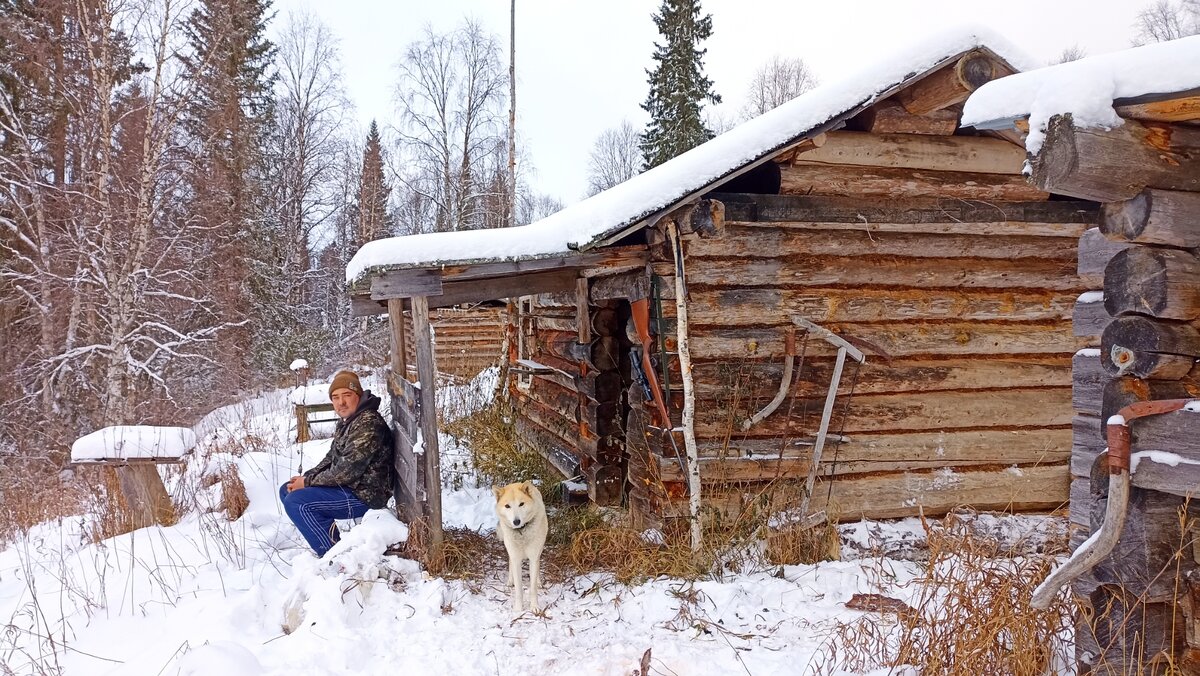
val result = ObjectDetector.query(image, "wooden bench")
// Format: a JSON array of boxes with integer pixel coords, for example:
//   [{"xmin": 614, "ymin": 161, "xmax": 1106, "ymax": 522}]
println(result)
[
  {"xmin": 295, "ymin": 402, "xmax": 339, "ymax": 443},
  {"xmin": 70, "ymin": 426, "xmax": 193, "ymax": 530}
]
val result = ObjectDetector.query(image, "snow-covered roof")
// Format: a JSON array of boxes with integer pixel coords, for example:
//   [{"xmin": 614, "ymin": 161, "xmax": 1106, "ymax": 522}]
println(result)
[
  {"xmin": 963, "ymin": 35, "xmax": 1200, "ymax": 153},
  {"xmin": 347, "ymin": 26, "xmax": 1033, "ymax": 285},
  {"xmin": 289, "ymin": 358, "xmax": 309, "ymax": 371},
  {"xmin": 71, "ymin": 426, "xmax": 197, "ymax": 462}
]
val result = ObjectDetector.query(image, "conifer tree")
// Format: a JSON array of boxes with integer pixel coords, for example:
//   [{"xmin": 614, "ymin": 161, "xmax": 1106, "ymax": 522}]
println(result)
[
  {"xmin": 178, "ymin": 0, "xmax": 276, "ymax": 385},
  {"xmin": 639, "ymin": 0, "xmax": 721, "ymax": 169},
  {"xmin": 357, "ymin": 120, "xmax": 391, "ymax": 245}
]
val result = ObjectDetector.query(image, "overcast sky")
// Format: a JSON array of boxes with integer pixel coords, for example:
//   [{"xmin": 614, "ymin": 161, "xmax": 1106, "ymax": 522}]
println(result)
[{"xmin": 271, "ymin": 0, "xmax": 1149, "ymax": 206}]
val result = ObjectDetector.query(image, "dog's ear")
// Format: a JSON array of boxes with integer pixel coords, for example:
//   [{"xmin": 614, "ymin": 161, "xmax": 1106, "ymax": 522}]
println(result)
[
  {"xmin": 493, "ymin": 486, "xmax": 504, "ymax": 499},
  {"xmin": 521, "ymin": 481, "xmax": 534, "ymax": 497}
]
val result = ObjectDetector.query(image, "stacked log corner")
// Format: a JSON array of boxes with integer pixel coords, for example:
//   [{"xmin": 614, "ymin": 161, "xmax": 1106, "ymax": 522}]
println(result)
[{"xmin": 1044, "ymin": 113, "xmax": 1200, "ymax": 675}]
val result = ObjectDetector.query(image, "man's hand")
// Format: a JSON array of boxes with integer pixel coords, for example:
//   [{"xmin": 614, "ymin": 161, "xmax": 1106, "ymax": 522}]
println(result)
[{"xmin": 286, "ymin": 475, "xmax": 306, "ymax": 492}]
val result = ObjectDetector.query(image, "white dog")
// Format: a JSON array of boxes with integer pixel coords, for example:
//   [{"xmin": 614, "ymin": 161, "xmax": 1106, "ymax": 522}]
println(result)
[{"xmin": 494, "ymin": 481, "xmax": 548, "ymax": 613}]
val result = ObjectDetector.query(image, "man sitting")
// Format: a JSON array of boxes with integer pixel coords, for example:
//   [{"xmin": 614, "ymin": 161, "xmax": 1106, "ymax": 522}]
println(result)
[{"xmin": 280, "ymin": 370, "xmax": 393, "ymax": 556}]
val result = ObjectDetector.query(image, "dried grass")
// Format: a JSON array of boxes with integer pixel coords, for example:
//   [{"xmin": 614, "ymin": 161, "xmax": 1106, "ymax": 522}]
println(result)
[
  {"xmin": 810, "ymin": 511, "xmax": 1074, "ymax": 676},
  {"xmin": 442, "ymin": 403, "xmax": 560, "ymax": 495},
  {"xmin": 217, "ymin": 465, "xmax": 249, "ymax": 521},
  {"xmin": 570, "ymin": 527, "xmax": 711, "ymax": 584}
]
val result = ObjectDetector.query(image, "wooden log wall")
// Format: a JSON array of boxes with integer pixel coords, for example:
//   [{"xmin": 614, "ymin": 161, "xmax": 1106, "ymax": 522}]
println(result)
[
  {"xmin": 400, "ymin": 306, "xmax": 505, "ymax": 379},
  {"xmin": 1039, "ymin": 113, "xmax": 1200, "ymax": 674},
  {"xmin": 632, "ymin": 191, "xmax": 1096, "ymax": 529},
  {"xmin": 509, "ymin": 287, "xmax": 635, "ymax": 504}
]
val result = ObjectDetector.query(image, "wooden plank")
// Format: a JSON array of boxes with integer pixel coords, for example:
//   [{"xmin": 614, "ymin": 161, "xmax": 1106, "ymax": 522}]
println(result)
[
  {"xmin": 897, "ymin": 51, "xmax": 1007, "ymax": 115},
  {"xmin": 1101, "ymin": 377, "xmax": 1192, "ymax": 445},
  {"xmin": 370, "ymin": 269, "xmax": 443, "ymax": 300},
  {"xmin": 411, "ymin": 296, "xmax": 443, "ymax": 555},
  {"xmin": 685, "ymin": 254, "xmax": 1079, "ymax": 291},
  {"xmin": 1100, "ymin": 315, "xmax": 1200, "ymax": 379},
  {"xmin": 1032, "ymin": 114, "xmax": 1200, "ymax": 202},
  {"xmin": 690, "ymin": 323, "xmax": 1085, "ymax": 360},
  {"xmin": 575, "ymin": 278, "xmax": 591, "ymax": 343},
  {"xmin": 1131, "ymin": 409, "xmax": 1200, "ymax": 458},
  {"xmin": 795, "ymin": 130, "xmax": 1025, "ymax": 174},
  {"xmin": 780, "ymin": 162, "xmax": 1049, "ymax": 201},
  {"xmin": 693, "ymin": 224, "xmax": 1081, "ymax": 260},
  {"xmin": 667, "ymin": 463, "xmax": 1069, "ymax": 521},
  {"xmin": 857, "ymin": 99, "xmax": 959, "ymax": 135},
  {"xmin": 685, "ymin": 356, "xmax": 1073, "ymax": 400},
  {"xmin": 711, "ymin": 193, "xmax": 1096, "ymax": 229},
  {"xmin": 389, "ymin": 299, "xmax": 408, "ymax": 378},
  {"xmin": 1104, "ymin": 246, "xmax": 1200, "ymax": 320},
  {"xmin": 1100, "ymin": 188, "xmax": 1200, "ymax": 248},
  {"xmin": 390, "ymin": 246, "xmax": 648, "ymax": 284},
  {"xmin": 590, "ymin": 270, "xmax": 650, "ymax": 302},
  {"xmin": 115, "ymin": 465, "xmax": 177, "ymax": 529},
  {"xmin": 1078, "ymin": 227, "xmax": 1133, "ymax": 288},
  {"xmin": 1073, "ymin": 294, "xmax": 1110, "ymax": 342},
  {"xmin": 351, "ymin": 295, "xmax": 387, "ymax": 317},
  {"xmin": 695, "ymin": 387, "xmax": 1073, "ymax": 437}
]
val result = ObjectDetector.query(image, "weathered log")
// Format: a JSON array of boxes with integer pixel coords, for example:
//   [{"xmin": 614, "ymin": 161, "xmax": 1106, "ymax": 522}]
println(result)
[
  {"xmin": 1078, "ymin": 227, "xmax": 1133, "ymax": 288},
  {"xmin": 1115, "ymin": 93, "xmax": 1200, "ymax": 123},
  {"xmin": 1073, "ymin": 349, "xmax": 1106, "ymax": 416},
  {"xmin": 1100, "ymin": 315, "xmax": 1200, "ymax": 379},
  {"xmin": 712, "ymin": 193, "xmax": 1095, "ymax": 229},
  {"xmin": 1131, "ymin": 409, "xmax": 1200, "ymax": 458},
  {"xmin": 1085, "ymin": 586, "xmax": 1188, "ymax": 673},
  {"xmin": 897, "ymin": 51, "xmax": 1007, "ymax": 115},
  {"xmin": 1104, "ymin": 246, "xmax": 1200, "ymax": 320},
  {"xmin": 590, "ymin": 270, "xmax": 649, "ymax": 302},
  {"xmin": 793, "ymin": 130, "xmax": 1024, "ymax": 174},
  {"xmin": 1072, "ymin": 414, "xmax": 1106, "ymax": 478},
  {"xmin": 1101, "ymin": 377, "xmax": 1191, "ymax": 442},
  {"xmin": 1073, "ymin": 293, "xmax": 1111, "ymax": 342},
  {"xmin": 1131, "ymin": 454, "xmax": 1200, "ymax": 500},
  {"xmin": 856, "ymin": 99, "xmax": 959, "ymax": 135},
  {"xmin": 683, "ymin": 255, "xmax": 1080, "ymax": 291},
  {"xmin": 115, "ymin": 466, "xmax": 176, "ymax": 530},
  {"xmin": 661, "ymin": 463, "xmax": 1069, "ymax": 521},
  {"xmin": 780, "ymin": 162, "xmax": 1048, "ymax": 201},
  {"xmin": 1100, "ymin": 188, "xmax": 1200, "ymax": 248},
  {"xmin": 1070, "ymin": 476, "xmax": 1093, "ymax": 530},
  {"xmin": 690, "ymin": 224, "xmax": 1080, "ymax": 260},
  {"xmin": 690, "ymin": 323, "xmax": 1084, "ymax": 360},
  {"xmin": 698, "ymin": 427, "xmax": 1070, "ymax": 463},
  {"xmin": 694, "ymin": 387, "xmax": 1072, "ymax": 437},
  {"xmin": 685, "ymin": 288, "xmax": 1076, "ymax": 325},
  {"xmin": 1091, "ymin": 487, "xmax": 1197, "ymax": 599},
  {"xmin": 684, "ymin": 356, "xmax": 1072, "ymax": 400},
  {"xmin": 1032, "ymin": 114, "xmax": 1200, "ymax": 202}
]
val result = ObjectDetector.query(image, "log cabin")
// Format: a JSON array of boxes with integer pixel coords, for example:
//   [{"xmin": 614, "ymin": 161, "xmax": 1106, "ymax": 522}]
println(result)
[
  {"xmin": 963, "ymin": 34, "xmax": 1200, "ymax": 675},
  {"xmin": 348, "ymin": 29, "xmax": 1099, "ymax": 547}
]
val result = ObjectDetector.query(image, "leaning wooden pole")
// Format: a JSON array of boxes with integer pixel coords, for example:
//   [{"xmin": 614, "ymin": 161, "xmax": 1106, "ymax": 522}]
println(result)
[
  {"xmin": 411, "ymin": 296, "xmax": 444, "ymax": 562},
  {"xmin": 666, "ymin": 220, "xmax": 702, "ymax": 552}
]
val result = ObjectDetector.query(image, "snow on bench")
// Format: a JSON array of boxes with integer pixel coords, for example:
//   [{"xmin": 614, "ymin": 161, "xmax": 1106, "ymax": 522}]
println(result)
[
  {"xmin": 70, "ymin": 425, "xmax": 196, "ymax": 465},
  {"xmin": 290, "ymin": 384, "xmax": 338, "ymax": 442}
]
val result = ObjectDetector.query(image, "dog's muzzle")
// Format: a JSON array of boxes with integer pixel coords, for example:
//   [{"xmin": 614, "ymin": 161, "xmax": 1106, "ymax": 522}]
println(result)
[{"xmin": 511, "ymin": 517, "xmax": 532, "ymax": 530}]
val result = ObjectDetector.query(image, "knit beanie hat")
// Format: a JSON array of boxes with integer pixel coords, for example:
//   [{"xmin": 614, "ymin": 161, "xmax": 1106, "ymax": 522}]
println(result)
[{"xmin": 328, "ymin": 370, "xmax": 363, "ymax": 397}]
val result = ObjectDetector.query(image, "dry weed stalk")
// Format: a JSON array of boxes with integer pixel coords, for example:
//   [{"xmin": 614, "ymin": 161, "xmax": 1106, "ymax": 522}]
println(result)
[{"xmin": 812, "ymin": 512, "xmax": 1073, "ymax": 676}]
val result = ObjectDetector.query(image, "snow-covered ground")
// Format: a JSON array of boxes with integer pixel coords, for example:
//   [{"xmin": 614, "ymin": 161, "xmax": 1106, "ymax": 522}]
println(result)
[{"xmin": 1, "ymin": 369, "xmax": 1068, "ymax": 675}]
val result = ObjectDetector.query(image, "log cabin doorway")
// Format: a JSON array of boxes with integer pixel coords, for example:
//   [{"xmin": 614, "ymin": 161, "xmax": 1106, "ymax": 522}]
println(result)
[{"xmin": 589, "ymin": 299, "xmax": 635, "ymax": 505}]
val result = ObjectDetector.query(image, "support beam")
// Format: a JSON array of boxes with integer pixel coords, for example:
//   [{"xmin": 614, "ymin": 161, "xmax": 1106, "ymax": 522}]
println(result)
[
  {"xmin": 897, "ymin": 51, "xmax": 1008, "ymax": 115},
  {"xmin": 1100, "ymin": 188, "xmax": 1200, "ymax": 248},
  {"xmin": 796, "ymin": 130, "xmax": 1025, "ymax": 174},
  {"xmin": 780, "ymin": 163, "xmax": 1048, "ymax": 201},
  {"xmin": 427, "ymin": 269, "xmax": 579, "ymax": 308},
  {"xmin": 351, "ymin": 295, "xmax": 387, "ymax": 317},
  {"xmin": 1032, "ymin": 114, "xmax": 1200, "ymax": 202},
  {"xmin": 410, "ymin": 296, "xmax": 443, "ymax": 561},
  {"xmin": 370, "ymin": 268, "xmax": 443, "ymax": 301},
  {"xmin": 1115, "ymin": 92, "xmax": 1200, "ymax": 123},
  {"xmin": 575, "ymin": 277, "xmax": 591, "ymax": 344}
]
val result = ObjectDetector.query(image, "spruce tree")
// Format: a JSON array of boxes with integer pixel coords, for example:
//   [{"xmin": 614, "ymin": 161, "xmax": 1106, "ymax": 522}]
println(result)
[
  {"xmin": 356, "ymin": 121, "xmax": 391, "ymax": 245},
  {"xmin": 639, "ymin": 0, "xmax": 721, "ymax": 169},
  {"xmin": 178, "ymin": 0, "xmax": 277, "ymax": 386}
]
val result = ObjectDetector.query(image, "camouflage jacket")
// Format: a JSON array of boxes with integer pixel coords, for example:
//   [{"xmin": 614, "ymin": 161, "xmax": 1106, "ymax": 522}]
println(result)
[{"xmin": 303, "ymin": 391, "xmax": 393, "ymax": 509}]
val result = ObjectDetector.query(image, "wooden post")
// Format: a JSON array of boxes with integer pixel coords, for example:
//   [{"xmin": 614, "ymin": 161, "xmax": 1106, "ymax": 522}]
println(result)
[
  {"xmin": 115, "ymin": 465, "xmax": 175, "ymax": 529},
  {"xmin": 411, "ymin": 295, "xmax": 443, "ymax": 561},
  {"xmin": 575, "ymin": 277, "xmax": 591, "ymax": 344},
  {"xmin": 295, "ymin": 404, "xmax": 310, "ymax": 443},
  {"xmin": 388, "ymin": 299, "xmax": 408, "ymax": 378}
]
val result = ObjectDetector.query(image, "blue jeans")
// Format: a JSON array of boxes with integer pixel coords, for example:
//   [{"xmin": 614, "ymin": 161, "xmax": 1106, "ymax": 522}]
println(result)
[{"xmin": 279, "ymin": 483, "xmax": 369, "ymax": 556}]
